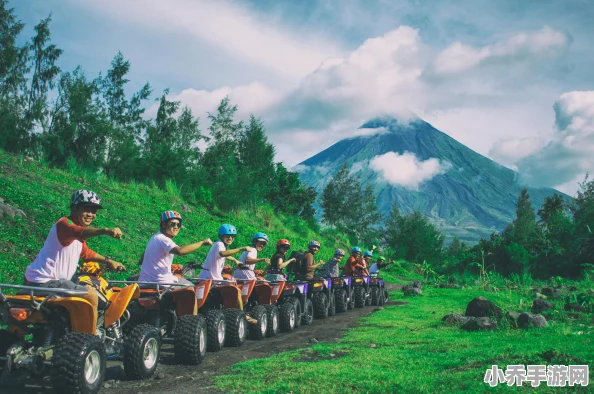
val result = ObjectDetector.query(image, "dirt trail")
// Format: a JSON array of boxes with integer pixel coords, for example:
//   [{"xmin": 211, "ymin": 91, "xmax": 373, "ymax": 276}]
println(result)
[{"xmin": 0, "ymin": 283, "xmax": 405, "ymax": 394}]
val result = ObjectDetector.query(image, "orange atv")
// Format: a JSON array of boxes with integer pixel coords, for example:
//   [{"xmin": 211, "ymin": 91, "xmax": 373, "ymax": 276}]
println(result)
[
  {"xmin": 233, "ymin": 265, "xmax": 284, "ymax": 340},
  {"xmin": 119, "ymin": 262, "xmax": 209, "ymax": 365},
  {"xmin": 0, "ymin": 262, "xmax": 160, "ymax": 394},
  {"xmin": 187, "ymin": 265, "xmax": 248, "ymax": 352}
]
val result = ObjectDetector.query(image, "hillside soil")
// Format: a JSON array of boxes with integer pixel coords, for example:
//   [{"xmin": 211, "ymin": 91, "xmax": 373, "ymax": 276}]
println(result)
[{"xmin": 0, "ymin": 284, "xmax": 404, "ymax": 394}]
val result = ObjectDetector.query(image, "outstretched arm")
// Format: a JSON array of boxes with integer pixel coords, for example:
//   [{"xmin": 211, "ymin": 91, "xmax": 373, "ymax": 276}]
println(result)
[
  {"xmin": 170, "ymin": 238, "xmax": 213, "ymax": 256},
  {"xmin": 220, "ymin": 246, "xmax": 251, "ymax": 257}
]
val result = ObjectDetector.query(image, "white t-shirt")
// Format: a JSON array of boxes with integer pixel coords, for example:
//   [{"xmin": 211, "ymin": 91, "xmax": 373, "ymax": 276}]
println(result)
[
  {"xmin": 199, "ymin": 241, "xmax": 226, "ymax": 280},
  {"xmin": 234, "ymin": 248, "xmax": 257, "ymax": 280},
  {"xmin": 139, "ymin": 232, "xmax": 178, "ymax": 283},
  {"xmin": 369, "ymin": 263, "xmax": 379, "ymax": 275}
]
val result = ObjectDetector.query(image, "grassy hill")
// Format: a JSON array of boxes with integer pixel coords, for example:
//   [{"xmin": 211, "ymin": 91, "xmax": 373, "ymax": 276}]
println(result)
[{"xmin": 0, "ymin": 150, "xmax": 350, "ymax": 284}]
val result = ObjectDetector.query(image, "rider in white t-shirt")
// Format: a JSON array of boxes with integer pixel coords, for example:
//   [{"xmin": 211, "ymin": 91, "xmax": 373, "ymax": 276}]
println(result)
[
  {"xmin": 139, "ymin": 210, "xmax": 212, "ymax": 285},
  {"xmin": 198, "ymin": 224, "xmax": 252, "ymax": 280},
  {"xmin": 234, "ymin": 232, "xmax": 270, "ymax": 280}
]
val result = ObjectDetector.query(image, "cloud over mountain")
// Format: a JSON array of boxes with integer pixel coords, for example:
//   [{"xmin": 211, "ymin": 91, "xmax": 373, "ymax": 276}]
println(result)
[{"xmin": 369, "ymin": 152, "xmax": 450, "ymax": 190}]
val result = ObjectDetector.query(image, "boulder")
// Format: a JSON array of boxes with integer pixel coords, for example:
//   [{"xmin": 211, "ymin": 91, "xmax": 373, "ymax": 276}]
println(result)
[
  {"xmin": 531, "ymin": 299, "xmax": 554, "ymax": 314},
  {"xmin": 412, "ymin": 281, "xmax": 422, "ymax": 289},
  {"xmin": 461, "ymin": 317, "xmax": 497, "ymax": 331},
  {"xmin": 441, "ymin": 314, "xmax": 470, "ymax": 326},
  {"xmin": 465, "ymin": 296, "xmax": 503, "ymax": 319},
  {"xmin": 506, "ymin": 311, "xmax": 520, "ymax": 328},
  {"xmin": 0, "ymin": 203, "xmax": 26, "ymax": 219},
  {"xmin": 518, "ymin": 313, "xmax": 548, "ymax": 328},
  {"xmin": 403, "ymin": 286, "xmax": 422, "ymax": 296},
  {"xmin": 541, "ymin": 287, "xmax": 562, "ymax": 298}
]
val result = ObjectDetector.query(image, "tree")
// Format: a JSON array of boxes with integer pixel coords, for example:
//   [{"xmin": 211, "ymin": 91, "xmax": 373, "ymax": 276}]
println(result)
[{"xmin": 537, "ymin": 194, "xmax": 565, "ymax": 227}]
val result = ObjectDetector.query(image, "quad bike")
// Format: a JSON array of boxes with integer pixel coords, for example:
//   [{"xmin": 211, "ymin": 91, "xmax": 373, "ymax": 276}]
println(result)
[
  {"xmin": 275, "ymin": 280, "xmax": 314, "ymax": 332},
  {"xmin": 352, "ymin": 275, "xmax": 372, "ymax": 308},
  {"xmin": 329, "ymin": 276, "xmax": 354, "ymax": 313},
  {"xmin": 304, "ymin": 277, "xmax": 335, "ymax": 319},
  {"xmin": 186, "ymin": 265, "xmax": 248, "ymax": 352},
  {"xmin": 369, "ymin": 275, "xmax": 387, "ymax": 306},
  {"xmin": 233, "ymin": 266, "xmax": 284, "ymax": 340},
  {"xmin": 118, "ymin": 262, "xmax": 208, "ymax": 365},
  {"xmin": 0, "ymin": 262, "xmax": 160, "ymax": 394}
]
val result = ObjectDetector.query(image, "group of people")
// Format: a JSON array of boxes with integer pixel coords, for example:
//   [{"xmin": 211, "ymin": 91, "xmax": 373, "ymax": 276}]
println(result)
[{"xmin": 22, "ymin": 189, "xmax": 392, "ymax": 328}]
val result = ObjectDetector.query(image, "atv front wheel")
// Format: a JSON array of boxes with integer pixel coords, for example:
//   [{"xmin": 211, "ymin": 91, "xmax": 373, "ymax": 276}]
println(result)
[
  {"xmin": 265, "ymin": 305, "xmax": 280, "ymax": 337},
  {"xmin": 224, "ymin": 309, "xmax": 247, "ymax": 347},
  {"xmin": 291, "ymin": 298, "xmax": 302, "ymax": 328},
  {"xmin": 279, "ymin": 301, "xmax": 296, "ymax": 332},
  {"xmin": 124, "ymin": 324, "xmax": 160, "ymax": 380},
  {"xmin": 371, "ymin": 287, "xmax": 381, "ymax": 306},
  {"xmin": 51, "ymin": 332, "xmax": 106, "ymax": 394},
  {"xmin": 204, "ymin": 309, "xmax": 226, "ymax": 352},
  {"xmin": 302, "ymin": 299, "xmax": 314, "ymax": 326},
  {"xmin": 174, "ymin": 315, "xmax": 207, "ymax": 365},
  {"xmin": 312, "ymin": 293, "xmax": 328, "ymax": 319},
  {"xmin": 334, "ymin": 289, "xmax": 348, "ymax": 313},
  {"xmin": 354, "ymin": 286, "xmax": 365, "ymax": 308},
  {"xmin": 247, "ymin": 305, "xmax": 268, "ymax": 340}
]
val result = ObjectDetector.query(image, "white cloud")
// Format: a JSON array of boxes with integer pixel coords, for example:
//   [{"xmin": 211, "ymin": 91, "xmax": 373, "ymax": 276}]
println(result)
[
  {"xmin": 432, "ymin": 26, "xmax": 570, "ymax": 75},
  {"xmin": 349, "ymin": 160, "xmax": 367, "ymax": 174},
  {"xmin": 369, "ymin": 151, "xmax": 450, "ymax": 190},
  {"xmin": 74, "ymin": 0, "xmax": 341, "ymax": 80},
  {"xmin": 488, "ymin": 136, "xmax": 545, "ymax": 168},
  {"xmin": 517, "ymin": 91, "xmax": 594, "ymax": 195},
  {"xmin": 351, "ymin": 127, "xmax": 390, "ymax": 138}
]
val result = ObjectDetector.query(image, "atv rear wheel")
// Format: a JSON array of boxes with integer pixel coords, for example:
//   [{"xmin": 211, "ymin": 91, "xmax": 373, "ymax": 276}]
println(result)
[
  {"xmin": 371, "ymin": 287, "xmax": 380, "ymax": 306},
  {"xmin": 0, "ymin": 329, "xmax": 18, "ymax": 374},
  {"xmin": 327, "ymin": 291, "xmax": 336, "ymax": 316},
  {"xmin": 312, "ymin": 293, "xmax": 328, "ymax": 319},
  {"xmin": 383, "ymin": 288, "xmax": 389, "ymax": 303},
  {"xmin": 334, "ymin": 289, "xmax": 348, "ymax": 313},
  {"xmin": 51, "ymin": 332, "xmax": 106, "ymax": 394},
  {"xmin": 204, "ymin": 310, "xmax": 226, "ymax": 352},
  {"xmin": 378, "ymin": 288, "xmax": 385, "ymax": 305},
  {"xmin": 279, "ymin": 301, "xmax": 296, "ymax": 332},
  {"xmin": 247, "ymin": 305, "xmax": 268, "ymax": 340},
  {"xmin": 224, "ymin": 309, "xmax": 247, "ymax": 347},
  {"xmin": 354, "ymin": 286, "xmax": 365, "ymax": 308},
  {"xmin": 291, "ymin": 298, "xmax": 302, "ymax": 328},
  {"xmin": 302, "ymin": 299, "xmax": 314, "ymax": 326},
  {"xmin": 365, "ymin": 289, "xmax": 372, "ymax": 306},
  {"xmin": 174, "ymin": 315, "xmax": 207, "ymax": 365},
  {"xmin": 265, "ymin": 305, "xmax": 280, "ymax": 337},
  {"xmin": 124, "ymin": 324, "xmax": 160, "ymax": 380}
]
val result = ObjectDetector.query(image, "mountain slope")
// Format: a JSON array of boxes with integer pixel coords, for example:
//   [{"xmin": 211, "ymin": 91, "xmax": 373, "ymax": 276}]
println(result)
[{"xmin": 296, "ymin": 117, "xmax": 565, "ymax": 242}]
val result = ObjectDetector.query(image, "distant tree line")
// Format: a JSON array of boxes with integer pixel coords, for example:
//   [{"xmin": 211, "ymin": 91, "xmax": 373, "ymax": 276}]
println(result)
[{"xmin": 0, "ymin": 2, "xmax": 316, "ymax": 221}]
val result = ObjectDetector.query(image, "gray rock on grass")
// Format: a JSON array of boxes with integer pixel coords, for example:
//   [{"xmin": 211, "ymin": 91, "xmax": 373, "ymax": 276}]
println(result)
[
  {"xmin": 465, "ymin": 296, "xmax": 503, "ymax": 319},
  {"xmin": 518, "ymin": 313, "xmax": 548, "ymax": 328},
  {"xmin": 461, "ymin": 317, "xmax": 497, "ymax": 331}
]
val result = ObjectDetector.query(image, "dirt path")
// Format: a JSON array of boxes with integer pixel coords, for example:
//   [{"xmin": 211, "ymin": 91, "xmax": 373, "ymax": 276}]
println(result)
[{"xmin": 0, "ymin": 284, "xmax": 405, "ymax": 394}]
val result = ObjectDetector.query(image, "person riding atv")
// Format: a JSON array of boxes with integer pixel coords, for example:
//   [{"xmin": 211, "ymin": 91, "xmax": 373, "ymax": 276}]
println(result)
[
  {"xmin": 294, "ymin": 241, "xmax": 325, "ymax": 281},
  {"xmin": 23, "ymin": 189, "xmax": 125, "ymax": 332},
  {"xmin": 265, "ymin": 239, "xmax": 296, "ymax": 282},
  {"xmin": 233, "ymin": 232, "xmax": 271, "ymax": 280},
  {"xmin": 342, "ymin": 247, "xmax": 365, "ymax": 276},
  {"xmin": 316, "ymin": 248, "xmax": 345, "ymax": 278}
]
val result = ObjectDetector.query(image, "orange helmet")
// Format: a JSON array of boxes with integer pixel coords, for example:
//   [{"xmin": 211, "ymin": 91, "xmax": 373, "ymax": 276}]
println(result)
[{"xmin": 276, "ymin": 239, "xmax": 291, "ymax": 248}]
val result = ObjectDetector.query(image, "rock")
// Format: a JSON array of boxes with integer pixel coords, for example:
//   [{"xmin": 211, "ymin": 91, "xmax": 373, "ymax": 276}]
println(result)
[
  {"xmin": 154, "ymin": 372, "xmax": 165, "ymax": 380},
  {"xmin": 465, "ymin": 297, "xmax": 503, "ymax": 319},
  {"xmin": 180, "ymin": 203, "xmax": 192, "ymax": 213},
  {"xmin": 564, "ymin": 303, "xmax": 586, "ymax": 312},
  {"xmin": 535, "ymin": 292, "xmax": 548, "ymax": 300},
  {"xmin": 412, "ymin": 281, "xmax": 422, "ymax": 289},
  {"xmin": 309, "ymin": 338, "xmax": 318, "ymax": 344},
  {"xmin": 438, "ymin": 284, "xmax": 461, "ymax": 289},
  {"xmin": 461, "ymin": 317, "xmax": 497, "ymax": 331},
  {"xmin": 506, "ymin": 311, "xmax": 520, "ymax": 328},
  {"xmin": 541, "ymin": 287, "xmax": 562, "ymax": 298},
  {"xmin": 104, "ymin": 383, "xmax": 112, "ymax": 389},
  {"xmin": 531, "ymin": 299, "xmax": 554, "ymax": 314},
  {"xmin": 403, "ymin": 286, "xmax": 422, "ymax": 296},
  {"xmin": 203, "ymin": 371, "xmax": 209, "ymax": 375},
  {"xmin": 0, "ymin": 203, "xmax": 26, "ymax": 219},
  {"xmin": 442, "ymin": 313, "xmax": 470, "ymax": 326},
  {"xmin": 518, "ymin": 313, "xmax": 548, "ymax": 328},
  {"xmin": 329, "ymin": 353, "xmax": 336, "ymax": 357},
  {"xmin": 370, "ymin": 343, "xmax": 377, "ymax": 348},
  {"xmin": 0, "ymin": 197, "xmax": 4, "ymax": 203}
]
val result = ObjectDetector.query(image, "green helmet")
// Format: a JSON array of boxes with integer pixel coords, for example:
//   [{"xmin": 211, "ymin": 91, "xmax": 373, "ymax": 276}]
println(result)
[{"xmin": 378, "ymin": 256, "xmax": 386, "ymax": 261}]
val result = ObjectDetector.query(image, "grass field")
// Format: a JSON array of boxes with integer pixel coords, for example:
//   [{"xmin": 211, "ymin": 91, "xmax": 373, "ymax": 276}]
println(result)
[{"xmin": 214, "ymin": 284, "xmax": 594, "ymax": 393}]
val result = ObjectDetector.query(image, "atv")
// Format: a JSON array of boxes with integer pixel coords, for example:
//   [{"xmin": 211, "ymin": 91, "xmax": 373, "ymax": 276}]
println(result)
[
  {"xmin": 368, "ymin": 275, "xmax": 387, "ymax": 306},
  {"xmin": 304, "ymin": 277, "xmax": 335, "ymax": 319},
  {"xmin": 118, "ymin": 262, "xmax": 208, "ymax": 365},
  {"xmin": 275, "ymin": 280, "xmax": 314, "ymax": 332},
  {"xmin": 330, "ymin": 276, "xmax": 355, "ymax": 313},
  {"xmin": 351, "ymin": 275, "xmax": 372, "ymax": 308},
  {"xmin": 0, "ymin": 262, "xmax": 160, "ymax": 394},
  {"xmin": 233, "ymin": 266, "xmax": 284, "ymax": 340}
]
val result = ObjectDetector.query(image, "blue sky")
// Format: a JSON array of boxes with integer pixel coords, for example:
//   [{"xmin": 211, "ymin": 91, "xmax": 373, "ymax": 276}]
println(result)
[{"xmin": 12, "ymin": 0, "xmax": 594, "ymax": 195}]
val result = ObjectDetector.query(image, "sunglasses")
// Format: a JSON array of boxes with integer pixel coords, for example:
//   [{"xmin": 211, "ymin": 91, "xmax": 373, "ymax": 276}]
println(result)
[{"xmin": 168, "ymin": 222, "xmax": 181, "ymax": 228}]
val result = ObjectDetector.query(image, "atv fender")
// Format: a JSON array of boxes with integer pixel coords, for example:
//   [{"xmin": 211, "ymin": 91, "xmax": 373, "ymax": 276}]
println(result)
[
  {"xmin": 105, "ymin": 284, "xmax": 139, "ymax": 327},
  {"xmin": 172, "ymin": 288, "xmax": 198, "ymax": 316},
  {"xmin": 194, "ymin": 280, "xmax": 212, "ymax": 309},
  {"xmin": 50, "ymin": 297, "xmax": 95, "ymax": 334},
  {"xmin": 213, "ymin": 286, "xmax": 241, "ymax": 309},
  {"xmin": 252, "ymin": 283, "xmax": 273, "ymax": 305},
  {"xmin": 238, "ymin": 280, "xmax": 256, "ymax": 303},
  {"xmin": 269, "ymin": 281, "xmax": 285, "ymax": 304}
]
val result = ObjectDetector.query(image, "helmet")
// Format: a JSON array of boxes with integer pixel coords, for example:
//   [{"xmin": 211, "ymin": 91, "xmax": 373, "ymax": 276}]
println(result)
[
  {"xmin": 160, "ymin": 210, "xmax": 182, "ymax": 224},
  {"xmin": 363, "ymin": 251, "xmax": 373, "ymax": 257},
  {"xmin": 70, "ymin": 190, "xmax": 103, "ymax": 209},
  {"xmin": 334, "ymin": 248, "xmax": 345, "ymax": 256},
  {"xmin": 351, "ymin": 247, "xmax": 362, "ymax": 254},
  {"xmin": 378, "ymin": 255, "xmax": 386, "ymax": 261},
  {"xmin": 277, "ymin": 239, "xmax": 291, "ymax": 248},
  {"xmin": 308, "ymin": 240, "xmax": 321, "ymax": 248},
  {"xmin": 218, "ymin": 224, "xmax": 237, "ymax": 236},
  {"xmin": 252, "ymin": 232, "xmax": 269, "ymax": 244}
]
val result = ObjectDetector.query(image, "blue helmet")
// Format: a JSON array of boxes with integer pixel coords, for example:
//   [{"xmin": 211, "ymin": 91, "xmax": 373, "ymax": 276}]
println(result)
[
  {"xmin": 252, "ymin": 232, "xmax": 269, "ymax": 244},
  {"xmin": 335, "ymin": 248, "xmax": 345, "ymax": 256},
  {"xmin": 364, "ymin": 251, "xmax": 373, "ymax": 257},
  {"xmin": 218, "ymin": 224, "xmax": 237, "ymax": 236},
  {"xmin": 351, "ymin": 247, "xmax": 362, "ymax": 254},
  {"xmin": 308, "ymin": 240, "xmax": 321, "ymax": 248}
]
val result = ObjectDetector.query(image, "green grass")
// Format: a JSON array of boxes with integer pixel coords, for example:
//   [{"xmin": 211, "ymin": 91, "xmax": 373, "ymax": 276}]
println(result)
[
  {"xmin": 0, "ymin": 150, "xmax": 347, "ymax": 283},
  {"xmin": 214, "ymin": 285, "xmax": 593, "ymax": 393}
]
